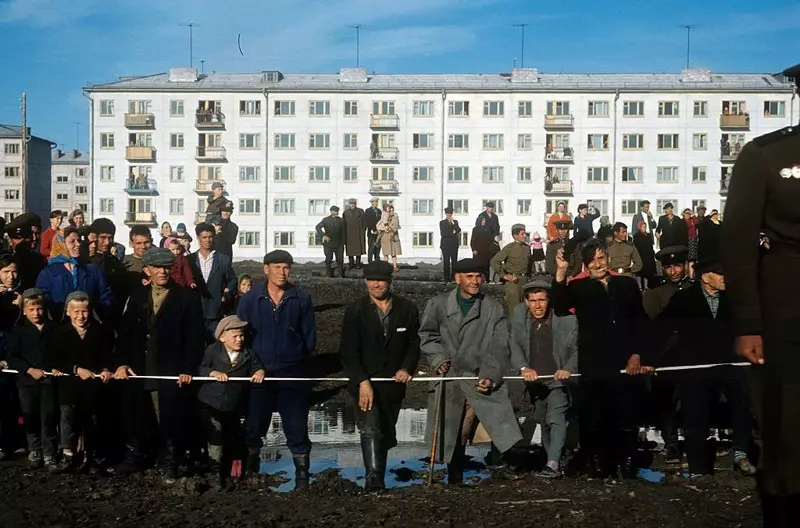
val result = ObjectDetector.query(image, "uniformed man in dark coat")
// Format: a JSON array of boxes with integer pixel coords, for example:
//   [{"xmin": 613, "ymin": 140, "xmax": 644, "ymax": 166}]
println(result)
[
  {"xmin": 4, "ymin": 218, "xmax": 46, "ymax": 290},
  {"xmin": 339, "ymin": 261, "xmax": 420, "ymax": 491},
  {"xmin": 545, "ymin": 220, "xmax": 571, "ymax": 276},
  {"xmin": 315, "ymin": 206, "xmax": 345, "ymax": 278},
  {"xmin": 721, "ymin": 63, "xmax": 800, "ymax": 526},
  {"xmin": 439, "ymin": 207, "xmax": 461, "ymax": 283},
  {"xmin": 364, "ymin": 198, "xmax": 382, "ymax": 264},
  {"xmin": 342, "ymin": 198, "xmax": 366, "ymax": 270},
  {"xmin": 643, "ymin": 246, "xmax": 693, "ymax": 319}
]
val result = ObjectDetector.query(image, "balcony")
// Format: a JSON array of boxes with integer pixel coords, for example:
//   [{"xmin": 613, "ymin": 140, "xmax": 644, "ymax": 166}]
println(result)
[
  {"xmin": 720, "ymin": 113, "xmax": 750, "ymax": 129},
  {"xmin": 195, "ymin": 111, "xmax": 226, "ymax": 128},
  {"xmin": 125, "ymin": 146, "xmax": 156, "ymax": 162},
  {"xmin": 195, "ymin": 212, "xmax": 206, "ymax": 225},
  {"xmin": 124, "ymin": 211, "xmax": 157, "ymax": 227},
  {"xmin": 124, "ymin": 113, "xmax": 155, "ymax": 128},
  {"xmin": 369, "ymin": 146, "xmax": 399, "ymax": 163},
  {"xmin": 544, "ymin": 114, "xmax": 574, "ymax": 129},
  {"xmin": 196, "ymin": 146, "xmax": 227, "ymax": 161},
  {"xmin": 544, "ymin": 146, "xmax": 574, "ymax": 162},
  {"xmin": 370, "ymin": 114, "xmax": 400, "ymax": 129},
  {"xmin": 125, "ymin": 178, "xmax": 158, "ymax": 196},
  {"xmin": 720, "ymin": 144, "xmax": 742, "ymax": 163},
  {"xmin": 369, "ymin": 179, "xmax": 400, "ymax": 195},
  {"xmin": 544, "ymin": 179, "xmax": 573, "ymax": 196},
  {"xmin": 195, "ymin": 178, "xmax": 224, "ymax": 194}
]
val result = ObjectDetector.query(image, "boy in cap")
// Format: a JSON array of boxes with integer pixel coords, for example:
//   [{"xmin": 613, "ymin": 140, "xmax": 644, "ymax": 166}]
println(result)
[
  {"xmin": 205, "ymin": 182, "xmax": 231, "ymax": 225},
  {"xmin": 315, "ymin": 206, "xmax": 345, "ymax": 278}
]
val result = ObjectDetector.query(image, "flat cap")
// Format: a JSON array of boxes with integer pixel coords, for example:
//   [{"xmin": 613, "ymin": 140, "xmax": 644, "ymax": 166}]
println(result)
[
  {"xmin": 363, "ymin": 260, "xmax": 394, "ymax": 281},
  {"xmin": 263, "ymin": 249, "xmax": 294, "ymax": 265},
  {"xmin": 511, "ymin": 223, "xmax": 526, "ymax": 231},
  {"xmin": 554, "ymin": 220, "xmax": 573, "ymax": 230},
  {"xmin": 215, "ymin": 315, "xmax": 248, "ymax": 340},
  {"xmin": 211, "ymin": 181, "xmax": 224, "ymax": 190},
  {"xmin": 330, "ymin": 205, "xmax": 340, "ymax": 212},
  {"xmin": 522, "ymin": 278, "xmax": 552, "ymax": 293},
  {"xmin": 656, "ymin": 245, "xmax": 689, "ymax": 265},
  {"xmin": 663, "ymin": 202, "xmax": 674, "ymax": 210},
  {"xmin": 4, "ymin": 220, "xmax": 32, "ymax": 239},
  {"xmin": 453, "ymin": 258, "xmax": 484, "ymax": 274},
  {"xmin": 21, "ymin": 288, "xmax": 44, "ymax": 300},
  {"xmin": 141, "ymin": 247, "xmax": 175, "ymax": 268},
  {"xmin": 443, "ymin": 207, "xmax": 454, "ymax": 214},
  {"xmin": 694, "ymin": 256, "xmax": 723, "ymax": 275},
  {"xmin": 485, "ymin": 201, "xmax": 496, "ymax": 208},
  {"xmin": 89, "ymin": 218, "xmax": 116, "ymax": 236}
]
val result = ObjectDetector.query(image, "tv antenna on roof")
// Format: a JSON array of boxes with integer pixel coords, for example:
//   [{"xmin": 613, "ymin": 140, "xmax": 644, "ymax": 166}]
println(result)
[
  {"xmin": 346, "ymin": 24, "xmax": 363, "ymax": 67},
  {"xmin": 512, "ymin": 23, "xmax": 529, "ymax": 68},
  {"xmin": 679, "ymin": 24, "xmax": 698, "ymax": 69},
  {"xmin": 179, "ymin": 22, "xmax": 201, "ymax": 68}
]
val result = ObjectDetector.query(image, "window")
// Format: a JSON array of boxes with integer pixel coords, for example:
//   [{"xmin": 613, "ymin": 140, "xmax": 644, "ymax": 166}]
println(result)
[
  {"xmin": 446, "ymin": 199, "xmax": 469, "ymax": 214},
  {"xmin": 413, "ymin": 133, "xmax": 434, "ymax": 149},
  {"xmin": 448, "ymin": 134, "xmax": 469, "ymax": 149},
  {"xmin": 587, "ymin": 167, "xmax": 609, "ymax": 183},
  {"xmin": 518, "ymin": 101, "xmax": 532, "ymax": 118},
  {"xmin": 169, "ymin": 198, "xmax": 184, "ymax": 215},
  {"xmin": 548, "ymin": 167, "xmax": 571, "ymax": 181},
  {"xmin": 99, "ymin": 100, "xmax": 115, "ymax": 116},
  {"xmin": 372, "ymin": 101, "xmax": 396, "ymax": 115},
  {"xmin": 274, "ymin": 199, "xmax": 295, "ymax": 215},
  {"xmin": 75, "ymin": 185, "xmax": 87, "ymax": 195},
  {"xmin": 413, "ymin": 232, "xmax": 434, "ymax": 247},
  {"xmin": 308, "ymin": 199, "xmax": 330, "ymax": 215},
  {"xmin": 517, "ymin": 199, "xmax": 532, "ymax": 215},
  {"xmin": 588, "ymin": 100, "xmax": 609, "ymax": 117},
  {"xmin": 692, "ymin": 199, "xmax": 707, "ymax": 211},
  {"xmin": 622, "ymin": 134, "xmax": 643, "ymax": 150},
  {"xmin": 545, "ymin": 199, "xmax": 569, "ymax": 214},
  {"xmin": 274, "ymin": 231, "xmax": 294, "ymax": 247},
  {"xmin": 198, "ymin": 166, "xmax": 222, "ymax": 182},
  {"xmin": 170, "ymin": 133, "xmax": 184, "ymax": 149},
  {"xmin": 274, "ymin": 166, "xmax": 295, "ymax": 182},
  {"xmin": 656, "ymin": 199, "xmax": 678, "ymax": 212},
  {"xmin": 623, "ymin": 101, "xmax": 644, "ymax": 116},
  {"xmin": 129, "ymin": 132, "xmax": 153, "ymax": 146},
  {"xmin": 239, "ymin": 166, "xmax": 261, "ymax": 182},
  {"xmin": 459, "ymin": 232, "xmax": 469, "ymax": 247},
  {"xmin": 723, "ymin": 100, "xmax": 747, "ymax": 114},
  {"xmin": 343, "ymin": 166, "xmax": 358, "ymax": 181},
  {"xmin": 5, "ymin": 166, "xmax": 21, "ymax": 178},
  {"xmin": 100, "ymin": 133, "xmax": 114, "ymax": 148},
  {"xmin": 482, "ymin": 134, "xmax": 504, "ymax": 150},
  {"xmin": 240, "ymin": 133, "xmax": 261, "ymax": 149},
  {"xmin": 517, "ymin": 166, "xmax": 532, "ymax": 182},
  {"xmin": 309, "ymin": 166, "xmax": 330, "ymax": 182},
  {"xmin": 413, "ymin": 166, "xmax": 433, "ymax": 182},
  {"xmin": 100, "ymin": 198, "xmax": 114, "ymax": 214},
  {"xmin": 693, "ymin": 101, "xmax": 708, "ymax": 117},
  {"xmin": 76, "ymin": 168, "xmax": 86, "ymax": 177},
  {"xmin": 238, "ymin": 199, "xmax": 261, "ymax": 214},
  {"xmin": 692, "ymin": 133, "xmax": 708, "ymax": 150},
  {"xmin": 239, "ymin": 100, "xmax": 261, "ymax": 116},
  {"xmin": 274, "ymin": 100, "xmax": 295, "ymax": 116},
  {"xmin": 169, "ymin": 100, "xmax": 184, "ymax": 117},
  {"xmin": 483, "ymin": 100, "xmax": 504, "ymax": 116},
  {"xmin": 482, "ymin": 166, "xmax": 504, "ymax": 183},
  {"xmin": 169, "ymin": 166, "xmax": 184, "ymax": 183},
  {"xmin": 483, "ymin": 199, "xmax": 504, "ymax": 214},
  {"xmin": 414, "ymin": 101, "xmax": 434, "ymax": 116},
  {"xmin": 448, "ymin": 101, "xmax": 469, "ymax": 117},
  {"xmin": 57, "ymin": 175, "xmax": 69, "ymax": 183},
  {"xmin": 517, "ymin": 134, "xmax": 532, "ymax": 150},
  {"xmin": 274, "ymin": 133, "xmax": 295, "ymax": 149},
  {"xmin": 128, "ymin": 100, "xmax": 151, "ymax": 114},
  {"xmin": 344, "ymin": 101, "xmax": 358, "ymax": 116},
  {"xmin": 621, "ymin": 166, "xmax": 642, "ymax": 183},
  {"xmin": 412, "ymin": 199, "xmax": 435, "ymax": 215},
  {"xmin": 308, "ymin": 231, "xmax": 324, "ymax": 247},
  {"xmin": 239, "ymin": 231, "xmax": 261, "ymax": 247},
  {"xmin": 692, "ymin": 166, "xmax": 707, "ymax": 182},
  {"xmin": 56, "ymin": 193, "xmax": 68, "ymax": 201},
  {"xmin": 4, "ymin": 189, "xmax": 20, "ymax": 200},
  {"xmin": 588, "ymin": 199, "xmax": 609, "ymax": 215},
  {"xmin": 658, "ymin": 101, "xmax": 679, "ymax": 117},
  {"xmin": 621, "ymin": 200, "xmax": 638, "ymax": 216},
  {"xmin": 372, "ymin": 166, "xmax": 395, "ymax": 180},
  {"xmin": 764, "ymin": 101, "xmax": 786, "ymax": 117},
  {"xmin": 447, "ymin": 166, "xmax": 469, "ymax": 182},
  {"xmin": 343, "ymin": 133, "xmax": 358, "ymax": 150},
  {"xmin": 308, "ymin": 133, "xmax": 330, "ymax": 149},
  {"xmin": 546, "ymin": 101, "xmax": 570, "ymax": 115},
  {"xmin": 100, "ymin": 166, "xmax": 114, "ymax": 181},
  {"xmin": 309, "ymin": 101, "xmax": 330, "ymax": 116},
  {"xmin": 657, "ymin": 166, "xmax": 679, "ymax": 183},
  {"xmin": 587, "ymin": 134, "xmax": 609, "ymax": 150},
  {"xmin": 657, "ymin": 134, "xmax": 680, "ymax": 150},
  {"xmin": 546, "ymin": 134, "xmax": 570, "ymax": 149}
]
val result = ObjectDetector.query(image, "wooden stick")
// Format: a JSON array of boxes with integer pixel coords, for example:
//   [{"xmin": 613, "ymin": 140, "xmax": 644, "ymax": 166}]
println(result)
[{"xmin": 427, "ymin": 372, "xmax": 446, "ymax": 486}]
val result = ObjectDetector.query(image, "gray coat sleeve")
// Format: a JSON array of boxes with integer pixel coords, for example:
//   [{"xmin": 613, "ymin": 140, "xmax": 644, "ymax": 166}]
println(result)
[
  {"xmin": 478, "ymin": 307, "xmax": 509, "ymax": 383},
  {"xmin": 419, "ymin": 298, "xmax": 449, "ymax": 371},
  {"xmin": 508, "ymin": 306, "xmax": 529, "ymax": 370},
  {"xmin": 561, "ymin": 316, "xmax": 579, "ymax": 374}
]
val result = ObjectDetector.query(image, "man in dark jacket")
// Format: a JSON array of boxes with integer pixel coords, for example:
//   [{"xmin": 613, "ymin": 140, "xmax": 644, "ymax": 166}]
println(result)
[
  {"xmin": 113, "ymin": 248, "xmax": 205, "ymax": 482},
  {"xmin": 205, "ymin": 182, "xmax": 232, "ymax": 225},
  {"xmin": 364, "ymin": 198, "xmax": 382, "ymax": 263},
  {"xmin": 439, "ymin": 207, "xmax": 461, "ymax": 283},
  {"xmin": 340, "ymin": 261, "xmax": 420, "ymax": 491},
  {"xmin": 87, "ymin": 218, "xmax": 127, "ymax": 312},
  {"xmin": 656, "ymin": 202, "xmax": 689, "ymax": 249},
  {"xmin": 573, "ymin": 203, "xmax": 600, "ymax": 239},
  {"xmin": 315, "ymin": 206, "xmax": 345, "ymax": 278},
  {"xmin": 5, "ymin": 219, "xmax": 46, "ymax": 290},
  {"xmin": 475, "ymin": 201, "xmax": 501, "ymax": 240},
  {"xmin": 213, "ymin": 202, "xmax": 239, "ymax": 261},
  {"xmin": 470, "ymin": 218, "xmax": 494, "ymax": 280},
  {"xmin": 237, "ymin": 250, "xmax": 316, "ymax": 488},
  {"xmin": 342, "ymin": 198, "xmax": 366, "ymax": 269}
]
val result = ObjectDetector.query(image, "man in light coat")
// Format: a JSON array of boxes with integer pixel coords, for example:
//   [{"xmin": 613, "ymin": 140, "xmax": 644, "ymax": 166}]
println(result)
[
  {"xmin": 510, "ymin": 279, "xmax": 578, "ymax": 479},
  {"xmin": 419, "ymin": 258, "xmax": 522, "ymax": 485}
]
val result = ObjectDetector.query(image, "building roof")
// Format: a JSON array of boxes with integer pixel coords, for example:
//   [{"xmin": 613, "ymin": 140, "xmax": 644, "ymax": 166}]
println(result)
[
  {"xmin": 0, "ymin": 124, "xmax": 54, "ymax": 144},
  {"xmin": 52, "ymin": 149, "xmax": 90, "ymax": 164},
  {"xmin": 86, "ymin": 68, "xmax": 794, "ymax": 94}
]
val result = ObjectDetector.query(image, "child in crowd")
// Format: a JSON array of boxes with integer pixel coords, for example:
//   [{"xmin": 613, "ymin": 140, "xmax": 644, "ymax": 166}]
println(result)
[
  {"xmin": 197, "ymin": 315, "xmax": 264, "ymax": 487},
  {"xmin": 175, "ymin": 223, "xmax": 188, "ymax": 239},
  {"xmin": 5, "ymin": 289, "xmax": 57, "ymax": 470},
  {"xmin": 530, "ymin": 232, "xmax": 546, "ymax": 275},
  {"xmin": 228, "ymin": 274, "xmax": 251, "ymax": 315},
  {"xmin": 166, "ymin": 238, "xmax": 197, "ymax": 289},
  {"xmin": 177, "ymin": 232, "xmax": 193, "ymax": 254}
]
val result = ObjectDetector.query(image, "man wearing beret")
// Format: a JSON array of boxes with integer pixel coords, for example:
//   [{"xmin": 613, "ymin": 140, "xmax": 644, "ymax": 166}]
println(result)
[
  {"xmin": 5, "ymin": 216, "xmax": 47, "ymax": 290},
  {"xmin": 237, "ymin": 250, "xmax": 316, "ymax": 488},
  {"xmin": 491, "ymin": 223, "xmax": 532, "ymax": 315},
  {"xmin": 113, "ymin": 248, "xmax": 205, "ymax": 483},
  {"xmin": 315, "ymin": 206, "xmax": 345, "ymax": 278},
  {"xmin": 339, "ymin": 260, "xmax": 420, "ymax": 491},
  {"xmin": 419, "ymin": 258, "xmax": 522, "ymax": 484}
]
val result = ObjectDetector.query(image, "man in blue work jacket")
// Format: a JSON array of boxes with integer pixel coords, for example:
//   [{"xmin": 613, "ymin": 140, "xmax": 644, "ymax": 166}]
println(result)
[{"xmin": 237, "ymin": 250, "xmax": 316, "ymax": 488}]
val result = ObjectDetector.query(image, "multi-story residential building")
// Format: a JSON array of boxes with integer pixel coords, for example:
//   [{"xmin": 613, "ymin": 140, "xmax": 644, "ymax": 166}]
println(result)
[
  {"xmin": 0, "ymin": 124, "xmax": 54, "ymax": 224},
  {"xmin": 85, "ymin": 67, "xmax": 796, "ymax": 262},
  {"xmin": 51, "ymin": 148, "xmax": 90, "ymax": 216}
]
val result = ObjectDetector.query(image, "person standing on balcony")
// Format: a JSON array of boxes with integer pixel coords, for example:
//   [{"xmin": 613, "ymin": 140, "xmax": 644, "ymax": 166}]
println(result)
[
  {"xmin": 364, "ymin": 198, "xmax": 382, "ymax": 264},
  {"xmin": 204, "ymin": 182, "xmax": 231, "ymax": 225},
  {"xmin": 655, "ymin": 203, "xmax": 689, "ymax": 249},
  {"xmin": 546, "ymin": 201, "xmax": 571, "ymax": 241},
  {"xmin": 316, "ymin": 206, "xmax": 345, "ymax": 278},
  {"xmin": 342, "ymin": 198, "xmax": 366, "ymax": 270},
  {"xmin": 213, "ymin": 202, "xmax": 239, "ymax": 261},
  {"xmin": 439, "ymin": 207, "xmax": 461, "ymax": 283},
  {"xmin": 377, "ymin": 203, "xmax": 402, "ymax": 273}
]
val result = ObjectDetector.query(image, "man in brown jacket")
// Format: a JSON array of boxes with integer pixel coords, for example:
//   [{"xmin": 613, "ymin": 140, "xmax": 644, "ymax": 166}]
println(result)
[{"xmin": 607, "ymin": 222, "xmax": 642, "ymax": 277}]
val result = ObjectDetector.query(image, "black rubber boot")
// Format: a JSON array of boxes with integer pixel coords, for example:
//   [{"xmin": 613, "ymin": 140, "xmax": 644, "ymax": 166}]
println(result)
[
  {"xmin": 447, "ymin": 444, "xmax": 465, "ymax": 486},
  {"xmin": 619, "ymin": 429, "xmax": 639, "ymax": 480},
  {"xmin": 361, "ymin": 438, "xmax": 386, "ymax": 492},
  {"xmin": 160, "ymin": 443, "xmax": 178, "ymax": 484},
  {"xmin": 293, "ymin": 454, "xmax": 310, "ymax": 490}
]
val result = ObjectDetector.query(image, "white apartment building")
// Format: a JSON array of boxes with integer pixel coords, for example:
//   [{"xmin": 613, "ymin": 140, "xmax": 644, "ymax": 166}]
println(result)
[
  {"xmin": 51, "ymin": 148, "xmax": 90, "ymax": 215},
  {"xmin": 85, "ymin": 67, "xmax": 797, "ymax": 262},
  {"xmin": 0, "ymin": 124, "xmax": 54, "ymax": 224}
]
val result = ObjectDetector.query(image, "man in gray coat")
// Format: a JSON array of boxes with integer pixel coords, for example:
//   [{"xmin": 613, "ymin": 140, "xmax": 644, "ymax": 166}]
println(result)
[
  {"xmin": 419, "ymin": 258, "xmax": 522, "ymax": 485},
  {"xmin": 510, "ymin": 279, "xmax": 578, "ymax": 479}
]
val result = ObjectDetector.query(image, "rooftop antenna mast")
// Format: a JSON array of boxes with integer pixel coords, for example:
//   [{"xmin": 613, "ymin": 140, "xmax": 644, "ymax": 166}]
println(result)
[
  {"xmin": 347, "ymin": 24, "xmax": 363, "ymax": 67},
  {"xmin": 76, "ymin": 122, "xmax": 81, "ymax": 152},
  {"xmin": 680, "ymin": 24, "xmax": 697, "ymax": 69},
  {"xmin": 179, "ymin": 22, "xmax": 201, "ymax": 68},
  {"xmin": 513, "ymin": 23, "xmax": 528, "ymax": 68}
]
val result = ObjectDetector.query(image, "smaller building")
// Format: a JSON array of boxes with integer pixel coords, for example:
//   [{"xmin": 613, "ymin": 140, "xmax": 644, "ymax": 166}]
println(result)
[
  {"xmin": 0, "ymin": 124, "xmax": 55, "ymax": 223},
  {"xmin": 52, "ymin": 148, "xmax": 90, "ymax": 217}
]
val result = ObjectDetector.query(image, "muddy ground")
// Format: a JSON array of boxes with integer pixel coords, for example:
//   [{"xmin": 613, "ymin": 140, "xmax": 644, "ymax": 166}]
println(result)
[{"xmin": 0, "ymin": 277, "xmax": 762, "ymax": 527}]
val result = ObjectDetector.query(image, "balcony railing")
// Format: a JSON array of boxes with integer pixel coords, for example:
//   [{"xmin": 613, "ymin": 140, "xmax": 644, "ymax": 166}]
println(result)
[
  {"xmin": 370, "ymin": 114, "xmax": 400, "ymax": 129},
  {"xmin": 195, "ymin": 178, "xmax": 224, "ymax": 194},
  {"xmin": 195, "ymin": 212, "xmax": 206, "ymax": 225},
  {"xmin": 125, "ymin": 145, "xmax": 156, "ymax": 162},
  {"xmin": 124, "ymin": 211, "xmax": 157, "ymax": 226},
  {"xmin": 544, "ymin": 179, "xmax": 574, "ymax": 195},
  {"xmin": 719, "ymin": 113, "xmax": 750, "ymax": 129},
  {"xmin": 544, "ymin": 146, "xmax": 574, "ymax": 162},
  {"xmin": 124, "ymin": 113, "xmax": 155, "ymax": 128},
  {"xmin": 720, "ymin": 144, "xmax": 742, "ymax": 162},
  {"xmin": 369, "ymin": 179, "xmax": 400, "ymax": 195},
  {"xmin": 195, "ymin": 111, "xmax": 226, "ymax": 128},
  {"xmin": 196, "ymin": 146, "xmax": 227, "ymax": 161},
  {"xmin": 369, "ymin": 146, "xmax": 399, "ymax": 162},
  {"xmin": 544, "ymin": 114, "xmax": 575, "ymax": 129},
  {"xmin": 125, "ymin": 177, "xmax": 158, "ymax": 195}
]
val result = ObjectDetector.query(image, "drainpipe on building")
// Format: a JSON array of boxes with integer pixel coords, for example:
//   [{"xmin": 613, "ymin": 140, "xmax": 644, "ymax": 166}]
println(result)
[
  {"xmin": 611, "ymin": 89, "xmax": 620, "ymax": 222},
  {"xmin": 81, "ymin": 89, "xmax": 94, "ymax": 220},
  {"xmin": 262, "ymin": 88, "xmax": 269, "ymax": 252},
  {"xmin": 791, "ymin": 84, "xmax": 798, "ymax": 127},
  {"xmin": 440, "ymin": 89, "xmax": 447, "ymax": 219}
]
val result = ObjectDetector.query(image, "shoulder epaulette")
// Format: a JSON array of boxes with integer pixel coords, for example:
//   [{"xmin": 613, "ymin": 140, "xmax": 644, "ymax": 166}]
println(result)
[{"xmin": 753, "ymin": 126, "xmax": 798, "ymax": 147}]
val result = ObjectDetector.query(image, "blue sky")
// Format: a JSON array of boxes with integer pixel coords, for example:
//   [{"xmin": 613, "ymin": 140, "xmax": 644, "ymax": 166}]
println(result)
[{"xmin": 1, "ymin": 0, "xmax": 798, "ymax": 149}]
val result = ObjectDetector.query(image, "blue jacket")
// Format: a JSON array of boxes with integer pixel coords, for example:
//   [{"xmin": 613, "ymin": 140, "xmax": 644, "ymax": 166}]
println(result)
[
  {"xmin": 236, "ymin": 282, "xmax": 316, "ymax": 371},
  {"xmin": 573, "ymin": 211, "xmax": 600, "ymax": 238},
  {"xmin": 35, "ymin": 262, "xmax": 116, "ymax": 322}
]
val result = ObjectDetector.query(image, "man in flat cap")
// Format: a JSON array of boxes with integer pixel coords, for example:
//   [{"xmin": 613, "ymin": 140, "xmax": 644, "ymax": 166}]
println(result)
[
  {"xmin": 491, "ymin": 223, "xmax": 532, "ymax": 315},
  {"xmin": 237, "ymin": 249, "xmax": 316, "ymax": 489},
  {"xmin": 5, "ymin": 216, "xmax": 46, "ymax": 290},
  {"xmin": 113, "ymin": 248, "xmax": 205, "ymax": 483},
  {"xmin": 213, "ymin": 201, "xmax": 239, "ymax": 261},
  {"xmin": 315, "ymin": 206, "xmax": 345, "ymax": 278},
  {"xmin": 364, "ymin": 198, "xmax": 382, "ymax": 264},
  {"xmin": 339, "ymin": 260, "xmax": 420, "ymax": 491},
  {"xmin": 342, "ymin": 198, "xmax": 366, "ymax": 270},
  {"xmin": 656, "ymin": 202, "xmax": 689, "ymax": 249},
  {"xmin": 419, "ymin": 258, "xmax": 522, "ymax": 484},
  {"xmin": 204, "ymin": 181, "xmax": 231, "ymax": 226},
  {"xmin": 545, "ymin": 220, "xmax": 571, "ymax": 276},
  {"xmin": 439, "ymin": 207, "xmax": 461, "ymax": 283}
]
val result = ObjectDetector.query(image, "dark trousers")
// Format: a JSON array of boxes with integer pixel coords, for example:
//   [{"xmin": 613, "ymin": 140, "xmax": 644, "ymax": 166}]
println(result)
[
  {"xmin": 200, "ymin": 404, "xmax": 245, "ymax": 463},
  {"xmin": 679, "ymin": 366, "xmax": 752, "ymax": 475},
  {"xmin": 650, "ymin": 377, "xmax": 679, "ymax": 448},
  {"xmin": 367, "ymin": 233, "xmax": 380, "ymax": 263},
  {"xmin": 204, "ymin": 318, "xmax": 220, "ymax": 346},
  {"xmin": 441, "ymin": 245, "xmax": 458, "ymax": 282},
  {"xmin": 0, "ymin": 376, "xmax": 22, "ymax": 453},
  {"xmin": 324, "ymin": 245, "xmax": 345, "ymax": 278},
  {"xmin": 59, "ymin": 404, "xmax": 97, "ymax": 454},
  {"xmin": 348, "ymin": 255, "xmax": 363, "ymax": 267},
  {"xmin": 18, "ymin": 382, "xmax": 58, "ymax": 454},
  {"xmin": 580, "ymin": 375, "xmax": 639, "ymax": 458},
  {"xmin": 121, "ymin": 383, "xmax": 193, "ymax": 463},
  {"xmin": 352, "ymin": 386, "xmax": 403, "ymax": 451}
]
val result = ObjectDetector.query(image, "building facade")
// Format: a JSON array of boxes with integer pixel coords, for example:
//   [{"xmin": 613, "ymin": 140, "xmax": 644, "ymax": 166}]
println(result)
[
  {"xmin": 85, "ymin": 67, "xmax": 796, "ymax": 262},
  {"xmin": 51, "ymin": 149, "xmax": 90, "ymax": 216},
  {"xmin": 0, "ymin": 124, "xmax": 54, "ymax": 224}
]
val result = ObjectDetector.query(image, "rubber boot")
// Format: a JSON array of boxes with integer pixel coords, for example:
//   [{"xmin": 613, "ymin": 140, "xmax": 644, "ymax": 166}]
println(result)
[
  {"xmin": 293, "ymin": 454, "xmax": 310, "ymax": 490},
  {"xmin": 160, "ymin": 443, "xmax": 178, "ymax": 484},
  {"xmin": 207, "ymin": 444, "xmax": 223, "ymax": 487},
  {"xmin": 447, "ymin": 444, "xmax": 465, "ymax": 486},
  {"xmin": 619, "ymin": 429, "xmax": 638, "ymax": 480},
  {"xmin": 361, "ymin": 438, "xmax": 386, "ymax": 492},
  {"xmin": 244, "ymin": 447, "xmax": 260, "ymax": 478}
]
